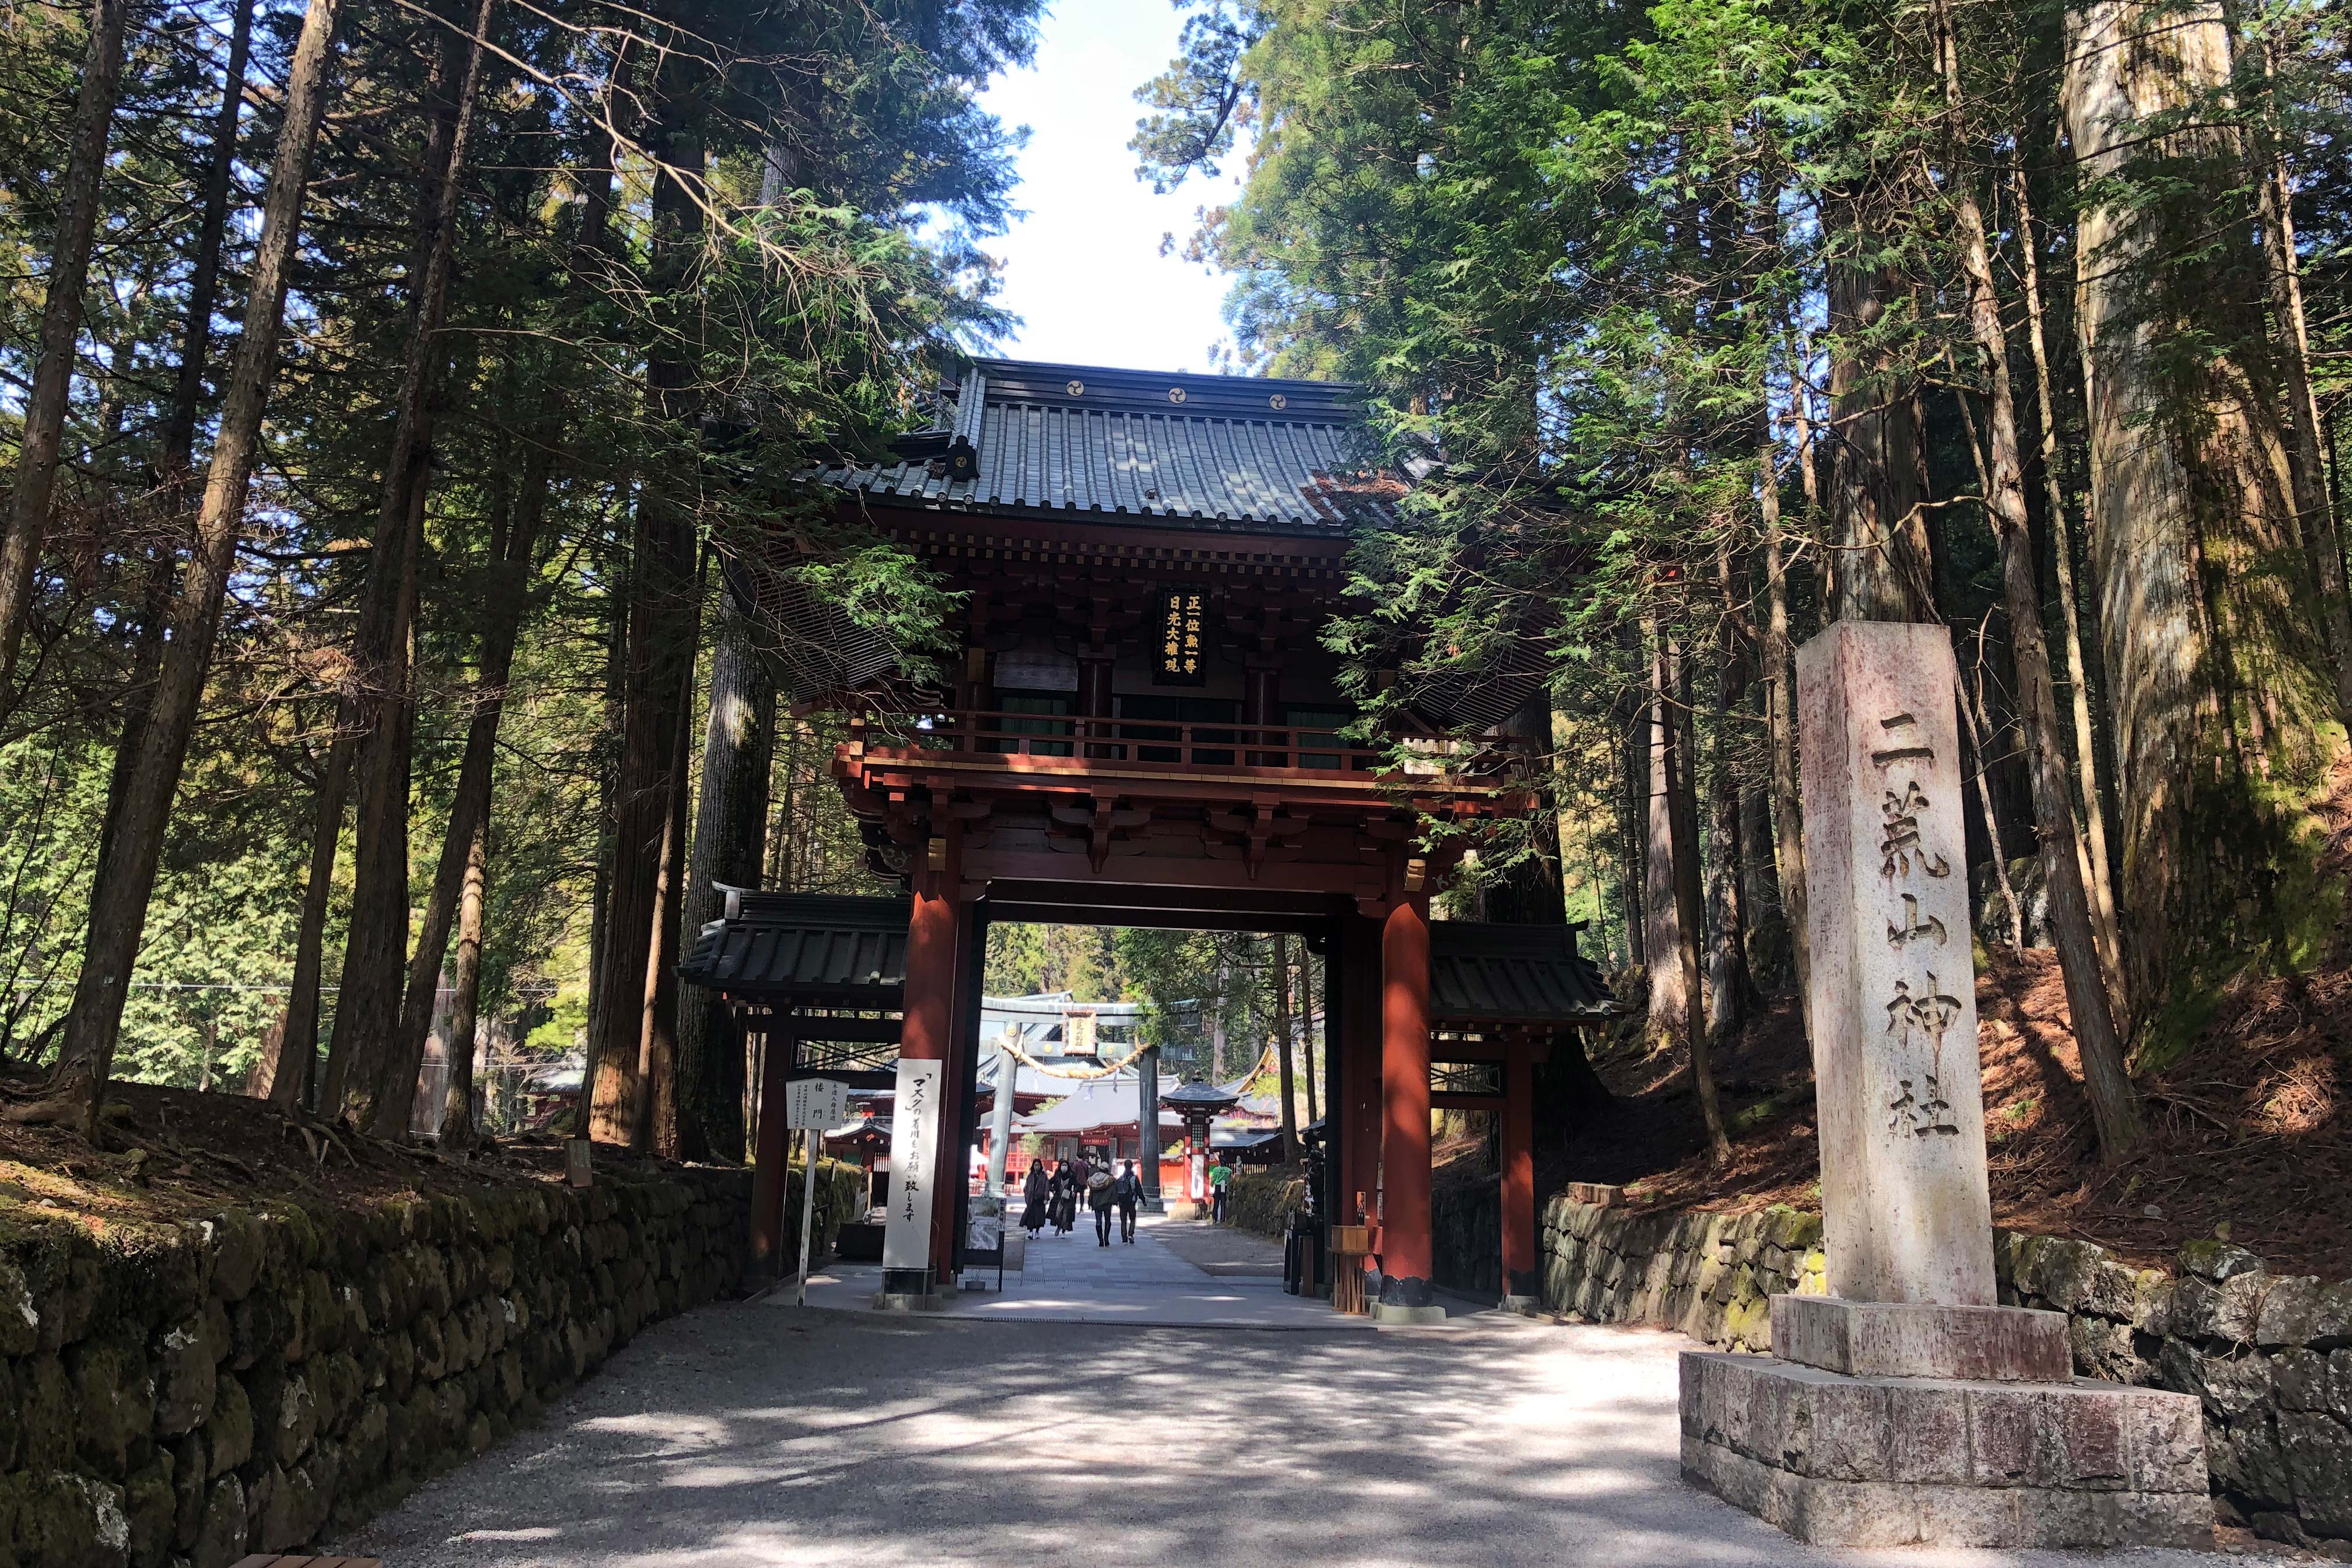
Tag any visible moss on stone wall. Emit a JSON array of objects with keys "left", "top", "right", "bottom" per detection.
[
  {"left": 1219, "top": 1169, "right": 1302, "bottom": 1240},
  {"left": 0, "top": 1165, "right": 751, "bottom": 1568}
]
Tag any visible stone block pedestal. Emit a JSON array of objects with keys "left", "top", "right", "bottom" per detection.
[
  {"left": 1770, "top": 1294, "right": 2072, "bottom": 1381},
  {"left": 1369, "top": 1300, "right": 1448, "bottom": 1326},
  {"left": 1679, "top": 1298, "right": 2212, "bottom": 1548}
]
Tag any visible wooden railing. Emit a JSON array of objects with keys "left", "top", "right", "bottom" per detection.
[{"left": 847, "top": 708, "right": 1500, "bottom": 778}]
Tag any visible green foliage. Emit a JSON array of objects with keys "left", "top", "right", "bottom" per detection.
[{"left": 0, "top": 0, "right": 1045, "bottom": 1103}]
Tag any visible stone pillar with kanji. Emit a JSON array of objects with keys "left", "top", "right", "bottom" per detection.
[{"left": 1678, "top": 621, "right": 2211, "bottom": 1548}]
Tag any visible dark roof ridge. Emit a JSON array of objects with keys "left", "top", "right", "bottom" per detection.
[{"left": 965, "top": 356, "right": 1363, "bottom": 423}]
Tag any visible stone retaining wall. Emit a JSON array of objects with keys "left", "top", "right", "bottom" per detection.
[
  {"left": 0, "top": 1163, "right": 764, "bottom": 1568},
  {"left": 1540, "top": 1194, "right": 2352, "bottom": 1548},
  {"left": 1219, "top": 1169, "right": 1302, "bottom": 1241}
]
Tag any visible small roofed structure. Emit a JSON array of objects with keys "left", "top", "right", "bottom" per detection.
[
  {"left": 1160, "top": 1079, "right": 1243, "bottom": 1206},
  {"left": 677, "top": 891, "right": 912, "bottom": 1278}
]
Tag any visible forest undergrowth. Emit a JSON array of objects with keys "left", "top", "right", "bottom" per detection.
[{"left": 0, "top": 1068, "right": 670, "bottom": 1238}]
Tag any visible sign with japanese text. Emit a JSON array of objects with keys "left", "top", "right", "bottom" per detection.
[
  {"left": 784, "top": 1077, "right": 849, "bottom": 1131},
  {"left": 1797, "top": 621, "right": 1995, "bottom": 1308},
  {"left": 881, "top": 1058, "right": 943, "bottom": 1273},
  {"left": 1155, "top": 585, "right": 1207, "bottom": 685}
]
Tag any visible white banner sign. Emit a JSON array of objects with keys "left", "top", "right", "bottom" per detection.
[
  {"left": 882, "top": 1057, "right": 943, "bottom": 1273},
  {"left": 784, "top": 1077, "right": 849, "bottom": 1131}
]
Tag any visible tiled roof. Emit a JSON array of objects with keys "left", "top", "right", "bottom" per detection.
[
  {"left": 1429, "top": 922, "right": 1620, "bottom": 1024},
  {"left": 680, "top": 895, "right": 1619, "bottom": 1026},
  {"left": 815, "top": 358, "right": 1401, "bottom": 534},
  {"left": 677, "top": 893, "right": 910, "bottom": 1004}
]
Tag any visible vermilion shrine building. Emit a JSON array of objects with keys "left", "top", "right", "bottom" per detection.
[{"left": 682, "top": 358, "right": 1616, "bottom": 1318}]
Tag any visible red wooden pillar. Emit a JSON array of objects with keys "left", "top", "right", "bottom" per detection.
[
  {"left": 900, "top": 835, "right": 968, "bottom": 1291},
  {"left": 1339, "top": 911, "right": 1383, "bottom": 1241},
  {"left": 747, "top": 1010, "right": 793, "bottom": 1279},
  {"left": 1502, "top": 1037, "right": 1538, "bottom": 1307},
  {"left": 935, "top": 888, "right": 985, "bottom": 1279},
  {"left": 1378, "top": 895, "right": 1436, "bottom": 1311}
]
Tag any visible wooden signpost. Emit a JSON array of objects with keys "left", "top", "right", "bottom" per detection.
[{"left": 785, "top": 1077, "right": 849, "bottom": 1307}]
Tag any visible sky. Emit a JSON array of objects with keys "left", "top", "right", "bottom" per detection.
[{"left": 972, "top": 4, "right": 1246, "bottom": 374}]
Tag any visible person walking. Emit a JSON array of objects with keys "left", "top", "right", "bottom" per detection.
[
  {"left": 1087, "top": 1154, "right": 1118, "bottom": 1246},
  {"left": 1114, "top": 1159, "right": 1143, "bottom": 1243},
  {"left": 1050, "top": 1159, "right": 1077, "bottom": 1236},
  {"left": 1209, "top": 1153, "right": 1233, "bottom": 1223},
  {"left": 1082, "top": 1161, "right": 1119, "bottom": 1241},
  {"left": 1021, "top": 1158, "right": 1048, "bottom": 1237}
]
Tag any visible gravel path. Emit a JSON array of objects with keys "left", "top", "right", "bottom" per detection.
[{"left": 337, "top": 1301, "right": 2230, "bottom": 1568}]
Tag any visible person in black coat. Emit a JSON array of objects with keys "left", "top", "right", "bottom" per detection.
[
  {"left": 1086, "top": 1155, "right": 1118, "bottom": 1245},
  {"left": 1021, "top": 1160, "right": 1049, "bottom": 1236},
  {"left": 1114, "top": 1160, "right": 1144, "bottom": 1242}
]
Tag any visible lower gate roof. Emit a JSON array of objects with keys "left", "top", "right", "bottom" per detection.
[
  {"left": 680, "top": 891, "right": 1616, "bottom": 1026},
  {"left": 1427, "top": 922, "right": 1620, "bottom": 1024},
  {"left": 677, "top": 892, "right": 911, "bottom": 1009}
]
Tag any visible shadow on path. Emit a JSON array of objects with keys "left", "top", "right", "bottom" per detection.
[{"left": 338, "top": 1304, "right": 2226, "bottom": 1568}]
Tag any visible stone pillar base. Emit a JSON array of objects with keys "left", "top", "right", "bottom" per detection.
[
  {"left": 1678, "top": 1351, "right": 2211, "bottom": 1548},
  {"left": 1370, "top": 1300, "right": 1448, "bottom": 1326},
  {"left": 872, "top": 1290, "right": 953, "bottom": 1313},
  {"left": 1771, "top": 1294, "right": 2072, "bottom": 1381},
  {"left": 1499, "top": 1293, "right": 1540, "bottom": 1317}
]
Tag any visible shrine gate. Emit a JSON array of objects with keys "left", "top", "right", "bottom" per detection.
[{"left": 686, "top": 358, "right": 1617, "bottom": 1318}]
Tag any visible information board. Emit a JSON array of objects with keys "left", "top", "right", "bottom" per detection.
[{"left": 784, "top": 1077, "right": 849, "bottom": 1131}]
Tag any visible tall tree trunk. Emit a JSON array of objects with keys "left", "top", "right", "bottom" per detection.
[
  {"left": 2064, "top": 0, "right": 2337, "bottom": 1014},
  {"left": 1945, "top": 6, "right": 2143, "bottom": 1157},
  {"left": 437, "top": 808, "right": 489, "bottom": 1152},
  {"left": 1947, "top": 404, "right": 2029, "bottom": 954},
  {"left": 1658, "top": 631, "right": 1730, "bottom": 1164},
  {"left": 1958, "top": 652, "right": 2025, "bottom": 950},
  {"left": 372, "top": 439, "right": 548, "bottom": 1139},
  {"left": 2254, "top": 35, "right": 2352, "bottom": 720},
  {"left": 1825, "top": 247, "right": 1934, "bottom": 624},
  {"left": 12, "top": 0, "right": 346, "bottom": 1133},
  {"left": 1482, "top": 694, "right": 1567, "bottom": 923},
  {"left": 0, "top": 0, "right": 132, "bottom": 699},
  {"left": 335, "top": 0, "right": 494, "bottom": 1132},
  {"left": 1615, "top": 676, "right": 1646, "bottom": 965},
  {"left": 568, "top": 51, "right": 631, "bottom": 1089},
  {"left": 1272, "top": 933, "right": 1297, "bottom": 1163},
  {"left": 98, "top": 0, "right": 256, "bottom": 909},
  {"left": 2008, "top": 156, "right": 2127, "bottom": 1012},
  {"left": 265, "top": 701, "right": 354, "bottom": 1110},
  {"left": 768, "top": 718, "right": 804, "bottom": 889},
  {"left": 1706, "top": 543, "right": 1756, "bottom": 1037},
  {"left": 158, "top": 0, "right": 254, "bottom": 490},
  {"left": 634, "top": 606, "right": 701, "bottom": 1157},
  {"left": 1760, "top": 423, "right": 1812, "bottom": 1035},
  {"left": 1642, "top": 646, "right": 1685, "bottom": 1046},
  {"left": 676, "top": 563, "right": 775, "bottom": 1163},
  {"left": 583, "top": 113, "right": 706, "bottom": 1143}
]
